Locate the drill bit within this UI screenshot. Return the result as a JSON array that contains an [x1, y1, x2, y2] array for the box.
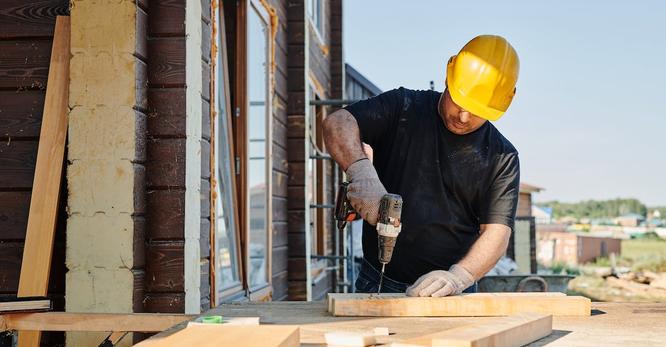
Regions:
[[377, 263, 386, 294]]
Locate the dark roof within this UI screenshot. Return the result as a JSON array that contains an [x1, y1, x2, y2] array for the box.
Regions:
[[345, 63, 382, 96]]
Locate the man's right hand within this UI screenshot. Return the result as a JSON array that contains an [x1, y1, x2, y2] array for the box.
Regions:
[[345, 158, 387, 225]]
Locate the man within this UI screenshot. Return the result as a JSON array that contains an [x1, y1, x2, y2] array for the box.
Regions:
[[322, 35, 520, 297]]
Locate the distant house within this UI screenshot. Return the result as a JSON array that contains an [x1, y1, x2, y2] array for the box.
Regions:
[[345, 63, 383, 100], [532, 205, 553, 224], [614, 213, 646, 227], [537, 230, 621, 266], [517, 183, 544, 217]]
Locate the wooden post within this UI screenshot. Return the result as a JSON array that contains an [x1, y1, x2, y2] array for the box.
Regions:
[[17, 15, 70, 347]]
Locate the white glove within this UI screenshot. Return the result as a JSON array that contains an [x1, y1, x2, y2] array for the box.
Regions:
[[345, 158, 388, 226], [406, 264, 475, 297]]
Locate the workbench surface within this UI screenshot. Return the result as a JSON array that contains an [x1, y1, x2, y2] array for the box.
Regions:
[[154, 301, 666, 346]]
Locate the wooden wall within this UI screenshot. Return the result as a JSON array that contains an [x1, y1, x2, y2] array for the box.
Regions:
[[286, 0, 341, 301], [145, 0, 187, 313], [0, 1, 69, 345], [266, 0, 290, 302]]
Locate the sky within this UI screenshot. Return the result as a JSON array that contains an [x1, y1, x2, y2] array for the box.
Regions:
[[343, 0, 666, 206]]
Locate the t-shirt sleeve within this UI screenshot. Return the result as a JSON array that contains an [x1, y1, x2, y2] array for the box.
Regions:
[[480, 153, 520, 230], [343, 87, 404, 149]]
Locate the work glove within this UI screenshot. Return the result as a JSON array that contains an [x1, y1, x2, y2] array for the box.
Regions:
[[345, 158, 387, 226], [405, 264, 475, 297]]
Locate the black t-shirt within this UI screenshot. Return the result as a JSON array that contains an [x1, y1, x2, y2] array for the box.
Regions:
[[344, 87, 520, 284]]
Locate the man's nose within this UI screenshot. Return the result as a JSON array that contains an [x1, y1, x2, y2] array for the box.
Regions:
[[459, 111, 470, 123]]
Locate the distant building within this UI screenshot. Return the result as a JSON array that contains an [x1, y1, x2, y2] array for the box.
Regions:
[[532, 205, 553, 224], [517, 183, 543, 217], [345, 63, 382, 101], [537, 230, 622, 266], [614, 213, 646, 227]]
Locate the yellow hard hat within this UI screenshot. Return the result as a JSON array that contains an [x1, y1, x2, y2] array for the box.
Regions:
[[446, 35, 519, 121]]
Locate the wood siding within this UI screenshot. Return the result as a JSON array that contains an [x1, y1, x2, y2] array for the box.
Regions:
[[145, 0, 188, 313], [0, 1, 69, 345]]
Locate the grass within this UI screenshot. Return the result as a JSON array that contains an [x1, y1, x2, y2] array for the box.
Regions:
[[621, 239, 666, 272]]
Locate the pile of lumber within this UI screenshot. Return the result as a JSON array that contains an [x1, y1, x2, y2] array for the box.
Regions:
[[605, 271, 666, 299]]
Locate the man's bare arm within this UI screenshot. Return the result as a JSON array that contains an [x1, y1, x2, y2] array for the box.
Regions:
[[457, 224, 512, 279], [322, 109, 367, 171]]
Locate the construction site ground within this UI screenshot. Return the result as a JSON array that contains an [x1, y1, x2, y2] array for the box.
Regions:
[[149, 301, 666, 346]]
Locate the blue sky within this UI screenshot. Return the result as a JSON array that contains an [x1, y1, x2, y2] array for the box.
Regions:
[[344, 0, 666, 206]]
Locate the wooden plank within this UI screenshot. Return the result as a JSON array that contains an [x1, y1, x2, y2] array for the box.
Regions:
[[0, 191, 31, 239], [331, 293, 591, 317], [16, 16, 69, 347], [0, 0, 69, 39], [392, 313, 552, 347], [135, 325, 299, 347], [146, 138, 186, 187], [148, 0, 186, 37], [148, 38, 186, 87], [143, 293, 185, 313], [0, 91, 45, 138], [145, 242, 185, 292], [146, 189, 185, 239], [147, 88, 186, 137], [0, 40, 52, 89], [3, 312, 193, 332], [0, 141, 38, 189]]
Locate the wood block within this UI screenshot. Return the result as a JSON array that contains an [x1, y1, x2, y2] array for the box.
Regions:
[[391, 313, 552, 347], [4, 312, 193, 332], [324, 331, 376, 346], [331, 293, 591, 317], [134, 325, 300, 347]]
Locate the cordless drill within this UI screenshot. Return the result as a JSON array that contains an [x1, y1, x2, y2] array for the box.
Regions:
[[335, 182, 403, 293]]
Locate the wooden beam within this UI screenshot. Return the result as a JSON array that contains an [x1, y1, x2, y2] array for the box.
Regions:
[[17, 15, 70, 347], [4, 312, 194, 332], [134, 325, 300, 347], [331, 293, 591, 317], [392, 313, 552, 347]]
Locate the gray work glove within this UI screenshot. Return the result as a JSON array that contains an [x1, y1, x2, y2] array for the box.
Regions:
[[405, 264, 475, 297], [345, 158, 387, 226]]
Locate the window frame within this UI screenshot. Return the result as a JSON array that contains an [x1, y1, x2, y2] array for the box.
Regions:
[[213, 2, 245, 304], [235, 0, 274, 298], [307, 0, 326, 44]]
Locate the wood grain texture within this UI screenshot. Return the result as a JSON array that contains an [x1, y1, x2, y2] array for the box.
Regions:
[[0, 40, 52, 89], [148, 38, 186, 87], [148, 0, 185, 37], [0, 141, 38, 189], [331, 293, 591, 317], [3, 312, 193, 332], [147, 88, 186, 137], [0, 90, 45, 138], [135, 325, 299, 347], [17, 15, 69, 296], [17, 17, 68, 347], [0, 191, 31, 239], [0, 0, 69, 39], [432, 313, 552, 347], [146, 189, 185, 239], [143, 293, 185, 313], [146, 138, 186, 188], [145, 242, 185, 292]]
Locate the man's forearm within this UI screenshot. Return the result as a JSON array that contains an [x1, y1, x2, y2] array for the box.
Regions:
[[456, 224, 511, 279], [322, 109, 366, 171]]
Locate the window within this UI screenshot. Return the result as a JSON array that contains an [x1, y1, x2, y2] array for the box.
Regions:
[[308, 0, 324, 40], [214, 2, 243, 303], [246, 0, 271, 292]]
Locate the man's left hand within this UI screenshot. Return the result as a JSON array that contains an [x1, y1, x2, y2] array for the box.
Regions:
[[406, 264, 475, 297]]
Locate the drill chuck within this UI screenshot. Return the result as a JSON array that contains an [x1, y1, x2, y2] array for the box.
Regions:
[[376, 194, 403, 264]]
